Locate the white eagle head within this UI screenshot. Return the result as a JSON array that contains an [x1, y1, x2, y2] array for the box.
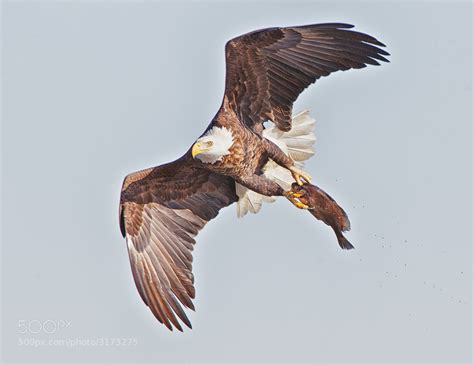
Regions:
[[191, 126, 234, 164]]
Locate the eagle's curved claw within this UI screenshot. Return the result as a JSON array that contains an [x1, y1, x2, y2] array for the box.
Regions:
[[290, 166, 312, 186], [285, 191, 310, 209]]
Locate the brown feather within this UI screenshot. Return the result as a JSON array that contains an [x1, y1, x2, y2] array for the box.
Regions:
[[223, 23, 389, 133], [120, 157, 237, 330]]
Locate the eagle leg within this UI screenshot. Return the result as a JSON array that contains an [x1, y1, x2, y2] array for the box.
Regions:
[[263, 138, 312, 186], [236, 174, 285, 197], [237, 174, 311, 210]]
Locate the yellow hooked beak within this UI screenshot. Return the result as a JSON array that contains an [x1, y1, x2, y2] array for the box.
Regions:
[[191, 142, 207, 158]]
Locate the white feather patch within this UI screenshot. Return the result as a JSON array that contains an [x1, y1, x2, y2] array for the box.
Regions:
[[236, 110, 316, 217]]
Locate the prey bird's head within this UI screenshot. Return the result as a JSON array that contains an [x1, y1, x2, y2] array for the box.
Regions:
[[192, 126, 234, 164]]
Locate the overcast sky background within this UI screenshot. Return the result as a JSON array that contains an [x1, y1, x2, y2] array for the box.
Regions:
[[1, 1, 472, 364]]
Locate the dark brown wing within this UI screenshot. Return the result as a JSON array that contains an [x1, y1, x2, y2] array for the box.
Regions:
[[224, 23, 389, 133], [119, 156, 237, 331]]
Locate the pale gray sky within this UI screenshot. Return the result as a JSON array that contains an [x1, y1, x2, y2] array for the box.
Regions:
[[1, 1, 472, 363]]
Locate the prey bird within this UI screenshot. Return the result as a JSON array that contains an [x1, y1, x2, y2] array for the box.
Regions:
[[119, 23, 389, 331]]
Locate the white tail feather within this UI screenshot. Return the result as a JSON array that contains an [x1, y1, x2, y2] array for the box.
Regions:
[[236, 110, 316, 217]]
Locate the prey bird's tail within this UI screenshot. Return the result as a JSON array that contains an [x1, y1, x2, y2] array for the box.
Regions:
[[236, 110, 316, 217], [334, 230, 354, 250]]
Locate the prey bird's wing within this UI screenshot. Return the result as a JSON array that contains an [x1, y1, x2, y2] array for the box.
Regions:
[[119, 157, 237, 331], [223, 23, 389, 133]]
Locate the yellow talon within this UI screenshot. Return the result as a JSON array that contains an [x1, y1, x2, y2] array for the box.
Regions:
[[290, 167, 312, 186], [285, 190, 310, 209], [287, 191, 303, 198], [294, 200, 310, 209]]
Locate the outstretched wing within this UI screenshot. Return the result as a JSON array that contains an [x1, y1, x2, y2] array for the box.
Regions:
[[223, 23, 389, 133], [119, 156, 237, 331]]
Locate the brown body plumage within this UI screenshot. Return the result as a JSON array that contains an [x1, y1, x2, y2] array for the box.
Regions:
[[205, 100, 270, 179], [119, 23, 389, 331]]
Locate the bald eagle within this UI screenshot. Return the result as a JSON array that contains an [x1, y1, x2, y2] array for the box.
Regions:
[[119, 23, 389, 331]]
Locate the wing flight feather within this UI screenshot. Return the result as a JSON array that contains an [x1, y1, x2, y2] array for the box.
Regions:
[[223, 23, 389, 133], [120, 157, 237, 331]]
